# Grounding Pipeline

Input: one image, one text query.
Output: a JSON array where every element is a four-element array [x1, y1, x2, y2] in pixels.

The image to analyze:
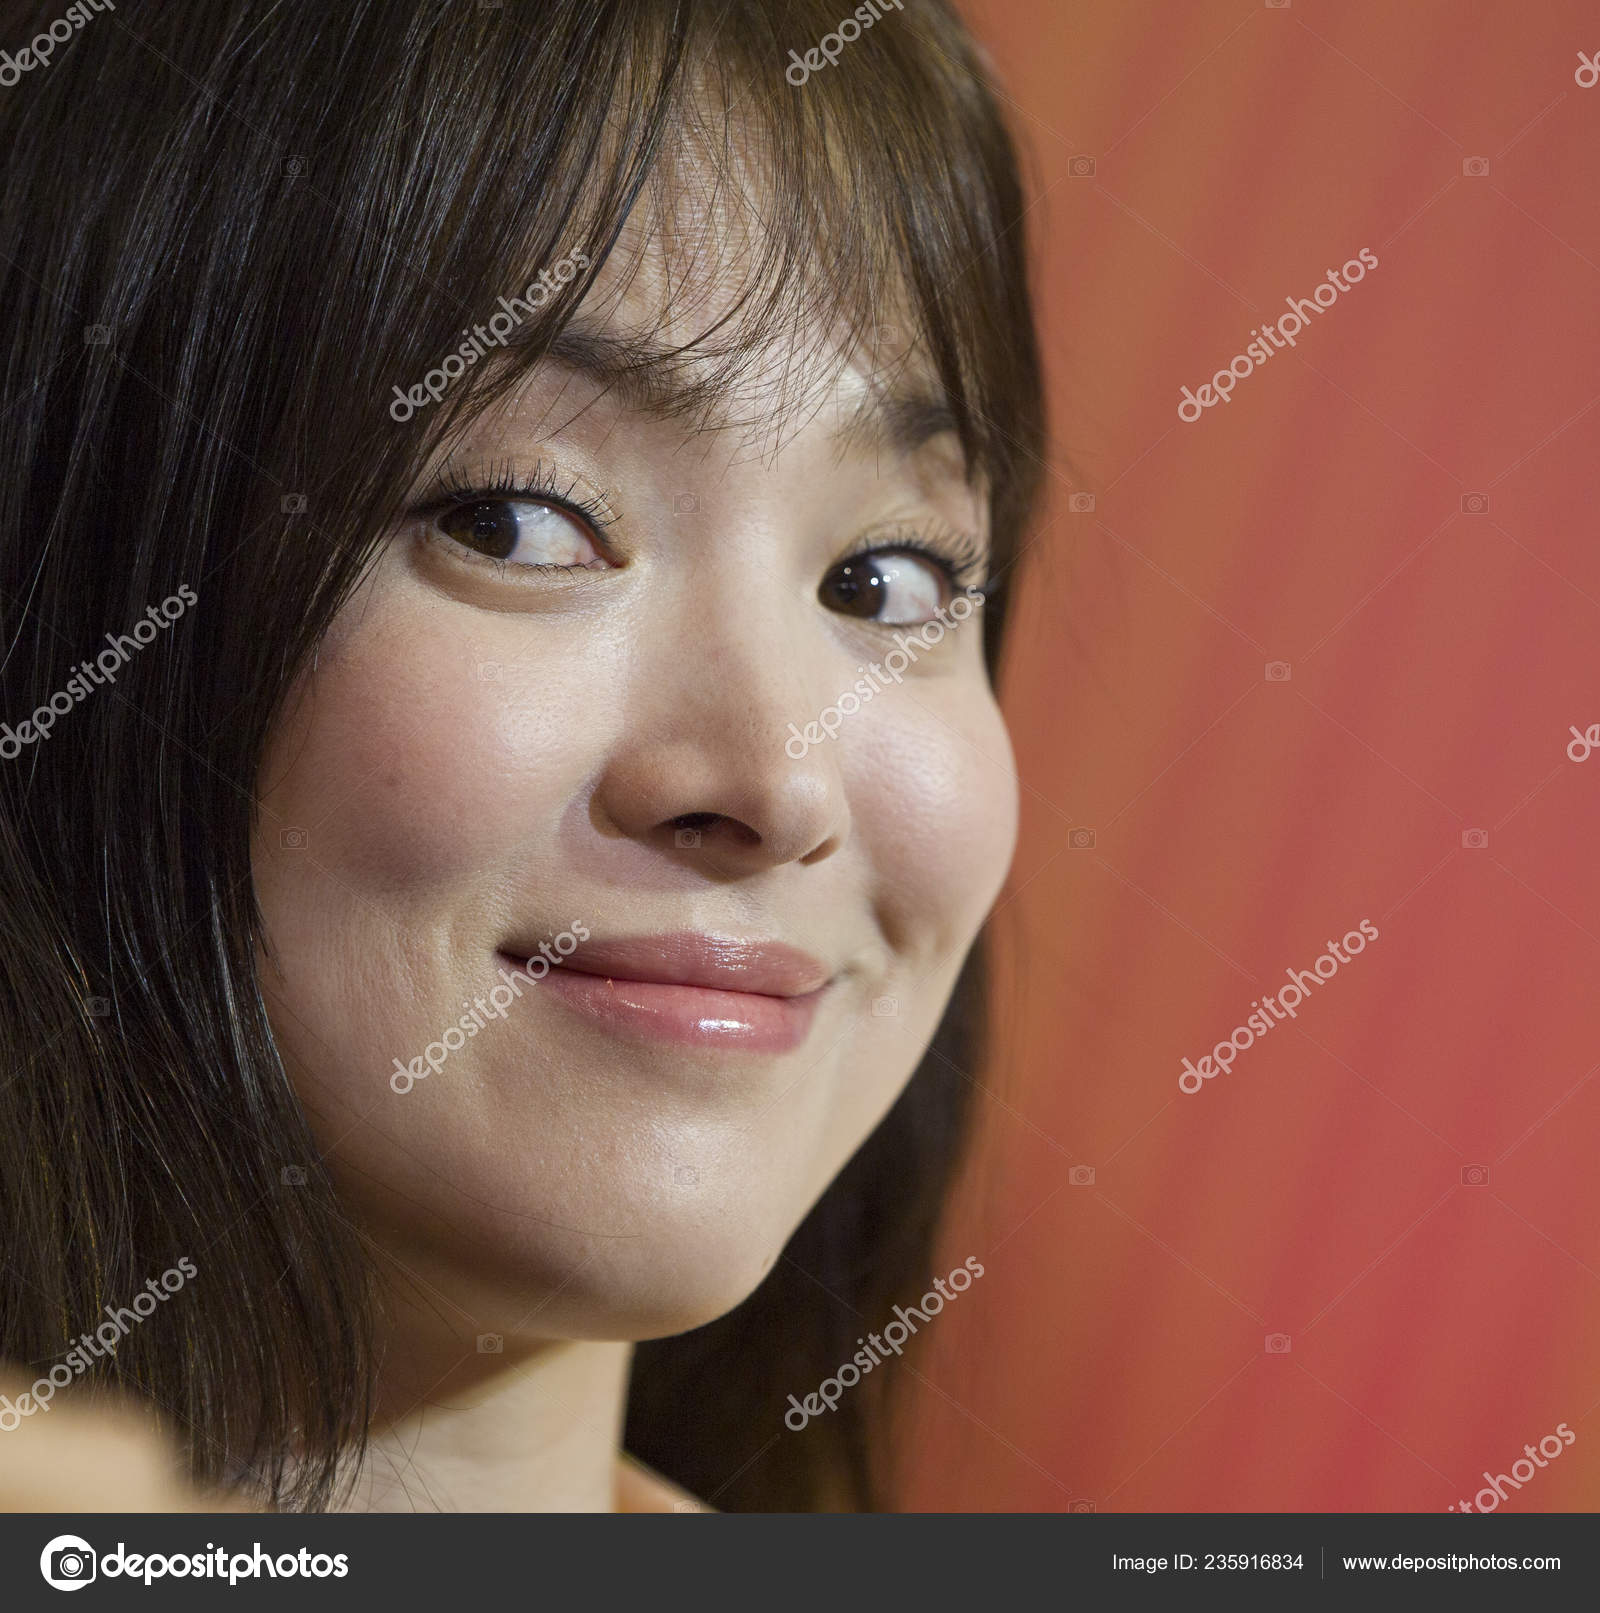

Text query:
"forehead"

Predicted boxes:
[[535, 203, 971, 479]]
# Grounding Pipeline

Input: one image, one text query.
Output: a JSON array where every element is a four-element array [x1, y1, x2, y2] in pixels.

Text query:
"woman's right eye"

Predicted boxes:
[[436, 499, 607, 571]]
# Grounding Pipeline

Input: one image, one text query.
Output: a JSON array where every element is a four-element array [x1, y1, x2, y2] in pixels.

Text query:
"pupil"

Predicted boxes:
[[823, 558, 884, 619]]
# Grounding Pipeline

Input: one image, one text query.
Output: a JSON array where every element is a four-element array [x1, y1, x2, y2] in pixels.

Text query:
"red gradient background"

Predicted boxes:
[[902, 0, 1600, 1512]]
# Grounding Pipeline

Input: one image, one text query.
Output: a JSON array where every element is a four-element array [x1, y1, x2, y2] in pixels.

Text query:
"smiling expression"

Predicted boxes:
[[250, 204, 1020, 1344]]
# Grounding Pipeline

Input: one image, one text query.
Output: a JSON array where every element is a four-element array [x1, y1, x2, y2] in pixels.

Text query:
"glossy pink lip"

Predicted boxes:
[[500, 933, 834, 1053]]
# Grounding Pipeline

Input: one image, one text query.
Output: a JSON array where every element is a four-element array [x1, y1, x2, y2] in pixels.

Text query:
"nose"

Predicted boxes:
[[592, 641, 850, 876]]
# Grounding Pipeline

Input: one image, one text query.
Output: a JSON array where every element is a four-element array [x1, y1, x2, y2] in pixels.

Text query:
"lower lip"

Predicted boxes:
[[511, 957, 826, 1053]]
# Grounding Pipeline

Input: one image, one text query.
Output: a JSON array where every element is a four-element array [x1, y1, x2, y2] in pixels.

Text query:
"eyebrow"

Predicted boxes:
[[541, 323, 963, 462]]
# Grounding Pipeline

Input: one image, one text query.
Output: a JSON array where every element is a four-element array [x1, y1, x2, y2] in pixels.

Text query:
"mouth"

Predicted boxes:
[[497, 932, 834, 1053]]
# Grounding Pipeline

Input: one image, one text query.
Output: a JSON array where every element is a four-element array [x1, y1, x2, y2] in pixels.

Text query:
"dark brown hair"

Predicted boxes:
[[0, 0, 1042, 1510]]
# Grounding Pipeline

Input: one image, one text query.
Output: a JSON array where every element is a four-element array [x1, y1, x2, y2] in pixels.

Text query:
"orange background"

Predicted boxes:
[[905, 0, 1600, 1512]]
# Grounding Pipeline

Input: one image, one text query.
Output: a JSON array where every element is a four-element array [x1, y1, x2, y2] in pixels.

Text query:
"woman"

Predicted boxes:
[[0, 0, 1043, 1511]]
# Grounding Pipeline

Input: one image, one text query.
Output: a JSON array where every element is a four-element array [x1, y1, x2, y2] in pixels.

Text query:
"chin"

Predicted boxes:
[[321, 1128, 821, 1345]]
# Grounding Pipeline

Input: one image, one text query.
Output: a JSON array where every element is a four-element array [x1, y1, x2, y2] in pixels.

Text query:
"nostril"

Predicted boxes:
[[667, 812, 761, 853], [670, 812, 717, 851]]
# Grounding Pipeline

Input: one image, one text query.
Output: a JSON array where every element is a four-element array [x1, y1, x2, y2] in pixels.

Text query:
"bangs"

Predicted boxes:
[[379, 0, 1044, 614]]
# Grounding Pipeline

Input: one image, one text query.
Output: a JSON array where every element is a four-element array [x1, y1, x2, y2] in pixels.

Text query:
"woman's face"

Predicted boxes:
[[251, 225, 1018, 1343]]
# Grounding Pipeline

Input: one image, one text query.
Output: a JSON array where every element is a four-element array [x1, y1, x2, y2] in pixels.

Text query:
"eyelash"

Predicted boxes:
[[414, 463, 989, 594], [423, 459, 617, 537], [832, 524, 991, 601]]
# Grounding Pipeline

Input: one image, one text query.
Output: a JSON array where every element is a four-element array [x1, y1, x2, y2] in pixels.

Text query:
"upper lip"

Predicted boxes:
[[505, 932, 834, 998]]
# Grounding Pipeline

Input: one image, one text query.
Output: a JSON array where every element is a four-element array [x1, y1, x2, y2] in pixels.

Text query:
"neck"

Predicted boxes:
[[342, 1336, 634, 1512]]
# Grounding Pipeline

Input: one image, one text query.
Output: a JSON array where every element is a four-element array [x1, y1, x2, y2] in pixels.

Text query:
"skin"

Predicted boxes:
[[0, 206, 1019, 1514], [0, 1372, 249, 1513]]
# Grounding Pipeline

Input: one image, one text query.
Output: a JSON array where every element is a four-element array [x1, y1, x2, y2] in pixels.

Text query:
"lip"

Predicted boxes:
[[500, 933, 834, 1053]]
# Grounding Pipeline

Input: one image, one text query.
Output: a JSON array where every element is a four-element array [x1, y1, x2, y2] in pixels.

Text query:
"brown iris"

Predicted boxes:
[[818, 555, 890, 619], [439, 500, 527, 560]]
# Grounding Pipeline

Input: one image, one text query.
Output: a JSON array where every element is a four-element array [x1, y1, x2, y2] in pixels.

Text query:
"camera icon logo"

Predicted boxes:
[[674, 828, 702, 848], [675, 1165, 698, 1186], [281, 493, 307, 515], [83, 325, 111, 346], [1461, 1163, 1489, 1186], [478, 662, 503, 680], [1068, 827, 1095, 850], [1462, 156, 1489, 177], [1461, 492, 1489, 514], [1461, 828, 1488, 849], [1264, 0, 1290, 9], [280, 828, 308, 850], [478, 1333, 503, 1354], [1068, 491, 1095, 513], [281, 1165, 307, 1186], [872, 996, 898, 1017], [1068, 1164, 1095, 1186], [673, 492, 699, 514], [1069, 156, 1096, 178], [85, 996, 111, 1018], [40, 1535, 97, 1590], [282, 156, 307, 178], [1070, 1498, 1096, 1512], [1265, 1332, 1292, 1353], [1265, 661, 1292, 682]]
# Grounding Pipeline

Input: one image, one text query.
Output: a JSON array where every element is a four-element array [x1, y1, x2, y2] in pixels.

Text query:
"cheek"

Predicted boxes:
[[852, 684, 1018, 956], [256, 610, 608, 907]]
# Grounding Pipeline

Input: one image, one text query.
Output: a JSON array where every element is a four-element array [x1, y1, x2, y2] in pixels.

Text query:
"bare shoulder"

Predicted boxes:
[[614, 1452, 713, 1514]]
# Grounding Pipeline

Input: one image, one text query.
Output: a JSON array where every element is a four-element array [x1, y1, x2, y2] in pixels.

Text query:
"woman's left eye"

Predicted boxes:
[[818, 550, 948, 625], [436, 499, 605, 570]]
